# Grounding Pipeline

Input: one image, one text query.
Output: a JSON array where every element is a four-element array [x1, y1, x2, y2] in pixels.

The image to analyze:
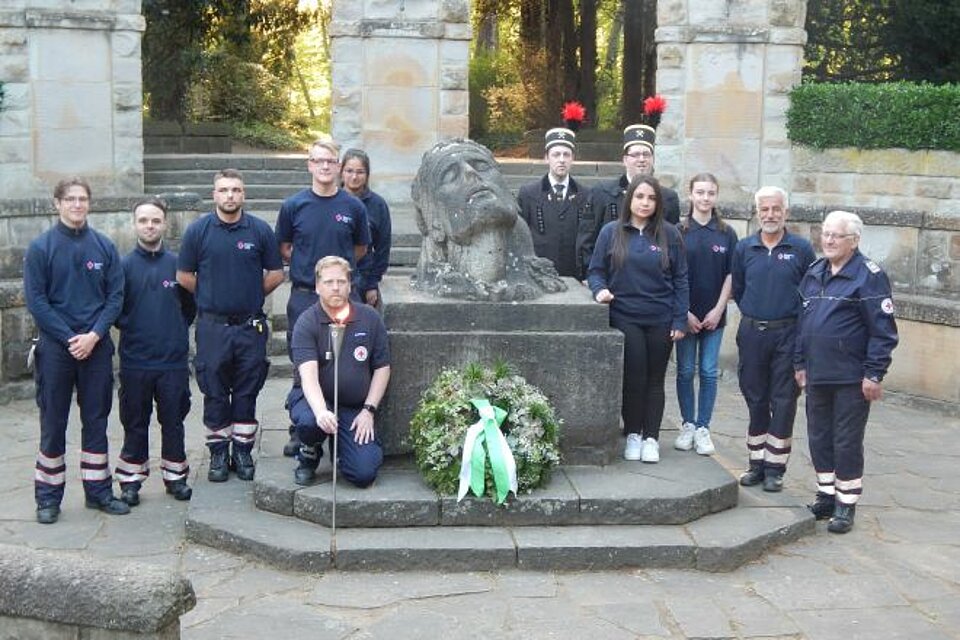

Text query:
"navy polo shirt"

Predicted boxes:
[[681, 217, 738, 327], [117, 244, 195, 370], [291, 302, 390, 408], [275, 188, 371, 289], [178, 211, 283, 315], [23, 221, 124, 345], [587, 220, 689, 331], [732, 231, 816, 320], [796, 251, 899, 384], [355, 189, 392, 292]]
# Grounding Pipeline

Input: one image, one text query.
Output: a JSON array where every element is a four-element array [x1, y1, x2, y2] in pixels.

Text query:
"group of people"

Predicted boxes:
[[519, 125, 899, 534], [26, 128, 899, 536], [25, 143, 393, 524]]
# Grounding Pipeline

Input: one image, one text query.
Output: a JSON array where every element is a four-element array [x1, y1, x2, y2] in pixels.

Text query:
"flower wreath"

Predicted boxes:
[[410, 361, 562, 501]]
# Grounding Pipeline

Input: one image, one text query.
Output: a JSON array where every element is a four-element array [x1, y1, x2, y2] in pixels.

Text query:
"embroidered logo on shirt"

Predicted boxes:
[[85, 260, 104, 271], [236, 241, 255, 250], [650, 245, 662, 252], [354, 346, 368, 362], [162, 280, 176, 288], [335, 213, 353, 224], [881, 298, 894, 314], [712, 245, 727, 253], [778, 253, 796, 260]]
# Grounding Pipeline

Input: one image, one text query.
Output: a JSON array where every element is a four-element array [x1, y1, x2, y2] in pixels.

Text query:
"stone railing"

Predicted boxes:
[[0, 544, 195, 639]]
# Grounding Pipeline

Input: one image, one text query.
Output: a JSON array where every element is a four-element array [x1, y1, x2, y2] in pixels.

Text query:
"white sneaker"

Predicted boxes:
[[641, 438, 660, 463], [694, 427, 716, 455], [624, 433, 644, 461], [674, 422, 696, 451]]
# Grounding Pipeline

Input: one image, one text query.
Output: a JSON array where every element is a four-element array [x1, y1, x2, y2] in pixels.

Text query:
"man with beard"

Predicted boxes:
[[177, 169, 284, 483], [732, 186, 815, 492]]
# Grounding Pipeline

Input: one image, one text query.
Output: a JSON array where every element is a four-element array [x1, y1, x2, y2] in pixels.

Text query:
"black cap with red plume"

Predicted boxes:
[[562, 101, 587, 132], [641, 94, 667, 130]]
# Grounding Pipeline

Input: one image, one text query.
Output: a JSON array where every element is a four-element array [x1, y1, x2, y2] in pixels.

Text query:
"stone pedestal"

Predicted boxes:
[[329, 0, 471, 222], [378, 275, 624, 465]]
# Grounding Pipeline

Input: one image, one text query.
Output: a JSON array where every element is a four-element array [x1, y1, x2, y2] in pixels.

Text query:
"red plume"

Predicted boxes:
[[562, 101, 587, 131], [642, 94, 667, 129]]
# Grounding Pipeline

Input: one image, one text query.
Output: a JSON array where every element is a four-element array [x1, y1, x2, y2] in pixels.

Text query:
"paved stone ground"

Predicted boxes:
[[1, 373, 958, 640]]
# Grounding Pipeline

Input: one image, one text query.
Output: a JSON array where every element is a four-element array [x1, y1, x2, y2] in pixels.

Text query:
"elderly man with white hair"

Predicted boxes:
[[795, 210, 899, 534]]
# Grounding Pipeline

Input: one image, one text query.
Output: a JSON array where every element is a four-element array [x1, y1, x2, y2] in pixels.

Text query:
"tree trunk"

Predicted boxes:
[[579, 0, 598, 127], [476, 9, 498, 52], [621, 0, 656, 127]]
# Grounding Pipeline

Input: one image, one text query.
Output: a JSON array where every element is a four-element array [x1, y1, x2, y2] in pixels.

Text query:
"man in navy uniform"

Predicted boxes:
[[289, 256, 390, 487], [24, 177, 129, 523], [177, 169, 284, 482], [590, 124, 681, 238], [517, 127, 595, 280], [114, 197, 195, 506], [732, 186, 816, 492], [795, 210, 898, 533], [276, 140, 371, 457]]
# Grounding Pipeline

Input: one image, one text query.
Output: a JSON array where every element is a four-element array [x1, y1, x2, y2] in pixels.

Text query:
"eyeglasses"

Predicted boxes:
[[60, 196, 90, 204], [626, 151, 653, 160], [309, 157, 338, 166], [821, 232, 856, 241]]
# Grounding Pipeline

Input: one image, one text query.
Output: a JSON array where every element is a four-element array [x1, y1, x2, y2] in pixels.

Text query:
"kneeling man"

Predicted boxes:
[[289, 256, 389, 487]]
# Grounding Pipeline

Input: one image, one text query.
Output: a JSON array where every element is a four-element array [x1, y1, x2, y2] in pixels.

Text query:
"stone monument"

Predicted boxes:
[[411, 139, 566, 301], [378, 141, 624, 465]]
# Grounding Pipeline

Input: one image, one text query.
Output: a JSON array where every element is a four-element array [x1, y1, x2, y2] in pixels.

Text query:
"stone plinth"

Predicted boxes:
[[377, 274, 624, 465]]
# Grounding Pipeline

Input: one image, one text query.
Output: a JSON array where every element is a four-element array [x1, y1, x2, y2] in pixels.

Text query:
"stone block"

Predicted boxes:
[[768, 27, 807, 45], [336, 526, 517, 571], [0, 81, 28, 110], [917, 230, 960, 296], [111, 30, 139, 57], [0, 138, 29, 164], [885, 317, 960, 402], [657, 0, 687, 25], [658, 43, 684, 68], [686, 89, 762, 138], [514, 525, 694, 571], [762, 147, 791, 175], [687, 0, 766, 26], [364, 38, 435, 87], [328, 19, 361, 37], [770, 0, 807, 27], [688, 506, 814, 572], [33, 29, 110, 82], [922, 151, 960, 178], [915, 177, 953, 200], [440, 39, 468, 64], [858, 148, 916, 175], [440, 0, 470, 23], [294, 469, 440, 527], [0, 108, 28, 135], [816, 173, 854, 196], [332, 2, 363, 21], [440, 89, 467, 116], [439, 475, 581, 526], [683, 138, 762, 199], [0, 55, 27, 81], [440, 66, 467, 90], [444, 22, 471, 40], [378, 276, 623, 465], [657, 68, 684, 94], [439, 114, 468, 139], [332, 61, 362, 89]]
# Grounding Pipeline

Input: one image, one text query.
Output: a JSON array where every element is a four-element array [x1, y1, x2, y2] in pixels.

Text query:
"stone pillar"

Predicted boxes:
[[329, 0, 471, 218], [0, 1, 145, 199], [656, 0, 807, 201]]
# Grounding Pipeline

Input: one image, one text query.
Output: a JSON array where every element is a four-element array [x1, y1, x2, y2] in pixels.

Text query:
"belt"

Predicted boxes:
[[292, 285, 316, 294], [199, 312, 264, 326], [742, 316, 796, 331]]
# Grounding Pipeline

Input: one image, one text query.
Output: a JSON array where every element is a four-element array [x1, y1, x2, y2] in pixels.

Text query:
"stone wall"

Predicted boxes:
[[0, 1, 145, 199], [329, 0, 471, 216], [656, 0, 807, 199]]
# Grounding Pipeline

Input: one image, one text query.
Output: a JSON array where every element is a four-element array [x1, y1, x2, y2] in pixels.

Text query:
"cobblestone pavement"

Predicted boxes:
[[1, 374, 957, 640]]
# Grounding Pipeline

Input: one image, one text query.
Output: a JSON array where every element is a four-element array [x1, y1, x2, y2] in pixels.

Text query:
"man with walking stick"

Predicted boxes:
[[287, 256, 390, 488]]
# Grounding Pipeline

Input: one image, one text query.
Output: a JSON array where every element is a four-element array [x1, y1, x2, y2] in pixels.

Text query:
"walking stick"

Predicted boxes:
[[328, 321, 346, 559]]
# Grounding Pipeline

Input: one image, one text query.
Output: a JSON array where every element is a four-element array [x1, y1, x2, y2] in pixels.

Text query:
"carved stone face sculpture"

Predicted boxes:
[[411, 139, 566, 301]]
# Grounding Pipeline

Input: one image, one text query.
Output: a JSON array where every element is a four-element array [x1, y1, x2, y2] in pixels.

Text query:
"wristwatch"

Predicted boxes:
[[362, 403, 378, 415]]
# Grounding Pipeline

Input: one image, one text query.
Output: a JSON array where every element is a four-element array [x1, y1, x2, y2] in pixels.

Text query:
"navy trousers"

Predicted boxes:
[[33, 334, 115, 506], [805, 383, 870, 505], [194, 317, 269, 453], [115, 368, 191, 488], [736, 322, 800, 475]]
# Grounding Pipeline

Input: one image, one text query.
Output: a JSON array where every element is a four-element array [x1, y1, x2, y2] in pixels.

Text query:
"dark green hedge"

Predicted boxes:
[[787, 82, 960, 151]]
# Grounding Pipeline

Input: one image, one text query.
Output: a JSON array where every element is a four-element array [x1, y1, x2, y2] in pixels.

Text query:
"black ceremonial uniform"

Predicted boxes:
[[518, 176, 595, 279]]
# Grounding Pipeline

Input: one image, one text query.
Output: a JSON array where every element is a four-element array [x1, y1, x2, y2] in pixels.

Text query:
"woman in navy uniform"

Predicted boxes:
[[795, 210, 898, 533]]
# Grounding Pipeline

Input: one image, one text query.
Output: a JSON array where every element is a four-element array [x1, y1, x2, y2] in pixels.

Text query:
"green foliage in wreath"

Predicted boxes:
[[410, 361, 562, 499]]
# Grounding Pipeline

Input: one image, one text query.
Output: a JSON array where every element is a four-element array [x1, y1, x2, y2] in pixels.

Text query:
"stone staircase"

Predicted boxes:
[[185, 427, 814, 573]]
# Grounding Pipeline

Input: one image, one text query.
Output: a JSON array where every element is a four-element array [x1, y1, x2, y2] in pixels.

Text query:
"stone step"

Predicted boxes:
[[252, 453, 739, 528], [185, 456, 815, 572]]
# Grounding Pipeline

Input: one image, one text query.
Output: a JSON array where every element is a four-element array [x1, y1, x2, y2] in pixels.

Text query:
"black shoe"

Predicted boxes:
[[283, 426, 301, 457], [208, 449, 230, 483], [828, 504, 856, 534], [232, 448, 256, 481], [763, 473, 784, 492], [294, 462, 317, 486], [85, 496, 131, 516], [739, 465, 765, 487], [36, 504, 60, 525], [120, 485, 140, 506], [807, 492, 835, 520], [165, 480, 193, 501]]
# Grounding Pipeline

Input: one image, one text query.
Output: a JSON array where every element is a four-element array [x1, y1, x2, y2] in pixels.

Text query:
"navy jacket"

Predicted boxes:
[[796, 251, 899, 384], [732, 231, 816, 320], [23, 221, 124, 345], [354, 188, 392, 294], [587, 221, 689, 331], [117, 244, 196, 370]]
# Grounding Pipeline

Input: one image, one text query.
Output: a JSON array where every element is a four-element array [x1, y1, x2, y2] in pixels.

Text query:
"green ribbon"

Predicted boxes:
[[469, 398, 511, 504]]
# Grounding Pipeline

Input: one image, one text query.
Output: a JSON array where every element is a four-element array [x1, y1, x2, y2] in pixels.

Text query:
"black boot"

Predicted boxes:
[[120, 484, 140, 506], [165, 479, 193, 501], [763, 470, 784, 492], [85, 496, 131, 515], [208, 448, 229, 483], [739, 463, 764, 487], [294, 444, 320, 486], [807, 492, 835, 520], [283, 425, 301, 457], [36, 504, 61, 524], [232, 447, 256, 481], [828, 504, 856, 534]]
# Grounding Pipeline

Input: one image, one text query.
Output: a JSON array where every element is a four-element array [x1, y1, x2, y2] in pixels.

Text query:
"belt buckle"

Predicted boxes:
[[755, 320, 769, 331]]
